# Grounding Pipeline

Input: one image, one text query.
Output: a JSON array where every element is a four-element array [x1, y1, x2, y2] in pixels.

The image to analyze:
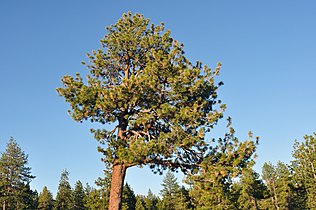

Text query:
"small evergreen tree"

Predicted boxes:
[[0, 137, 35, 210], [122, 183, 136, 210], [237, 169, 267, 210], [160, 171, 181, 210], [174, 186, 192, 210], [262, 161, 295, 209], [291, 133, 316, 209], [144, 189, 158, 210], [94, 166, 112, 209], [135, 196, 145, 210], [38, 186, 54, 210], [84, 184, 104, 210], [19, 183, 38, 209], [74, 180, 86, 210], [55, 169, 74, 210]]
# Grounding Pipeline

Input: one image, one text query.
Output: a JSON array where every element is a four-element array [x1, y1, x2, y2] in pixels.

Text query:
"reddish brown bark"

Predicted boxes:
[[108, 116, 128, 210], [108, 163, 127, 210]]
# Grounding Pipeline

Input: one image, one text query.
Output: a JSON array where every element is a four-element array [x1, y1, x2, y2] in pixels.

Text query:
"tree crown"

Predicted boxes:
[[57, 12, 225, 173]]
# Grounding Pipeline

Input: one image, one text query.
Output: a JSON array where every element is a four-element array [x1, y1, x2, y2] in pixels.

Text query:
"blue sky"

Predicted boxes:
[[1, 1, 316, 196]]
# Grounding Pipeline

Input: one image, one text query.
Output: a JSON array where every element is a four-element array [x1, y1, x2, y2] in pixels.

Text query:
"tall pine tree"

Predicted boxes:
[[57, 12, 225, 210]]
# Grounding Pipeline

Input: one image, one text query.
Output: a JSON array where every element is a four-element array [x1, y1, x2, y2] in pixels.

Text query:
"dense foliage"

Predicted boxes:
[[1, 133, 316, 209], [0, 138, 36, 210]]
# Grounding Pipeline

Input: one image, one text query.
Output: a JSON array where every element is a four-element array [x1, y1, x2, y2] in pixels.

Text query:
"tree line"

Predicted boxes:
[[1, 133, 315, 209]]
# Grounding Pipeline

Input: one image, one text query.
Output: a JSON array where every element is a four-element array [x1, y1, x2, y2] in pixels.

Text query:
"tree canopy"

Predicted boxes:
[[57, 11, 224, 172]]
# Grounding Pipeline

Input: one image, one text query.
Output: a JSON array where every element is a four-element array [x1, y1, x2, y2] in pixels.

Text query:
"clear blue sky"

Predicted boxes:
[[1, 1, 316, 197]]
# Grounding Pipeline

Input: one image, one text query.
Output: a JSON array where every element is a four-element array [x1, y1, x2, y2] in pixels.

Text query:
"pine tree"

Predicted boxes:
[[84, 184, 104, 210], [174, 186, 191, 210], [135, 196, 145, 210], [144, 189, 158, 210], [38, 186, 54, 210], [291, 132, 316, 209], [122, 183, 136, 210], [94, 167, 112, 209], [262, 161, 295, 209], [19, 183, 38, 209], [156, 198, 164, 210], [188, 129, 257, 209], [57, 12, 225, 210], [0, 137, 35, 210], [160, 171, 181, 210], [74, 180, 86, 210], [55, 169, 74, 210], [236, 169, 267, 210]]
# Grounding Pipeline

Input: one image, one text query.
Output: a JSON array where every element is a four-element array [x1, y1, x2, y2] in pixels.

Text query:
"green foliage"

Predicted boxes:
[[84, 184, 105, 210], [174, 186, 192, 210], [236, 169, 267, 210], [57, 12, 225, 174], [135, 196, 145, 210], [144, 189, 158, 210], [38, 186, 54, 210], [94, 167, 112, 208], [188, 128, 257, 209], [160, 170, 190, 210], [262, 161, 296, 209], [0, 137, 35, 210], [74, 180, 86, 210], [122, 183, 136, 210], [291, 132, 316, 209], [55, 169, 74, 210], [188, 128, 256, 209], [160, 171, 180, 210]]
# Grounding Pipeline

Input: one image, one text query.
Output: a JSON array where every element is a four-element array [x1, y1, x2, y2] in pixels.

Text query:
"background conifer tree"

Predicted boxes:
[[291, 133, 316, 209], [144, 189, 158, 210], [55, 169, 74, 210], [94, 167, 112, 209], [84, 184, 104, 210], [74, 180, 86, 210], [19, 183, 38, 209], [160, 170, 181, 210], [135, 196, 145, 210], [0, 137, 35, 210], [236, 169, 267, 210], [38, 186, 54, 210], [122, 183, 136, 210], [188, 129, 257, 209], [262, 161, 295, 209]]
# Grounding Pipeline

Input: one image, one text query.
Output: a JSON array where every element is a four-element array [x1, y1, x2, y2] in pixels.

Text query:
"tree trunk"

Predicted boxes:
[[108, 163, 127, 210]]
